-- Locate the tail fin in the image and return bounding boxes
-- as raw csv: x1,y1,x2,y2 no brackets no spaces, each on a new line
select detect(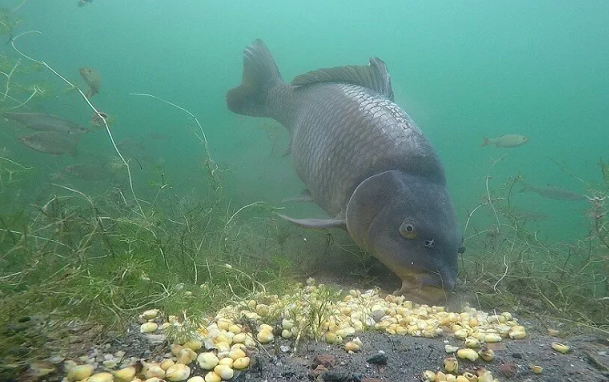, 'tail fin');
226,39,282,117
480,137,489,147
